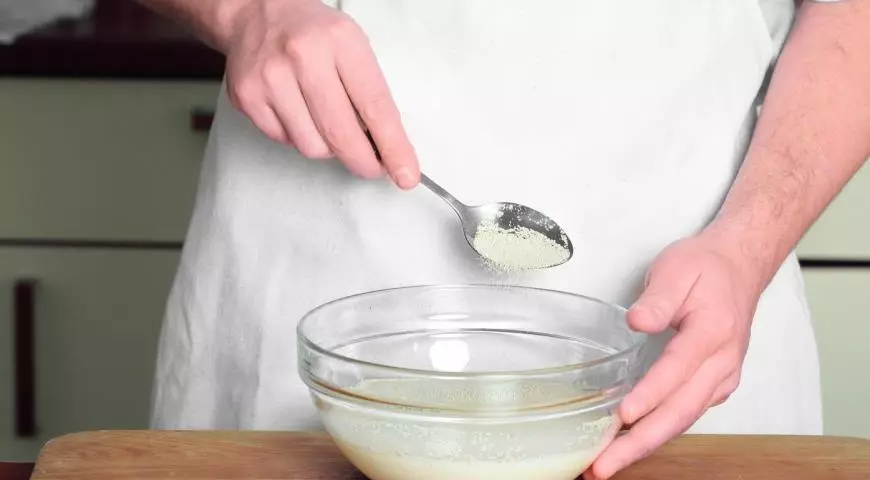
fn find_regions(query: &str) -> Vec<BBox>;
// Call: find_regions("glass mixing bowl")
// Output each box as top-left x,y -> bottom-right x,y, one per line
298,285 -> 648,480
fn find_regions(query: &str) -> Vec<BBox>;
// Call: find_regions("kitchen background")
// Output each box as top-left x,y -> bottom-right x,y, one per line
1,0 -> 868,464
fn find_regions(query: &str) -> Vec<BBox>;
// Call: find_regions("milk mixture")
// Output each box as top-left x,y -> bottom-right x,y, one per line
319,378 -> 619,480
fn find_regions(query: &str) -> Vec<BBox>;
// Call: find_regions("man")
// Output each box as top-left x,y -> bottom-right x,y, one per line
140,0 -> 869,478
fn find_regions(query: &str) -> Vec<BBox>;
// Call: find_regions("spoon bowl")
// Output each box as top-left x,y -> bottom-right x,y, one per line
420,174 -> 574,269
360,126 -> 573,269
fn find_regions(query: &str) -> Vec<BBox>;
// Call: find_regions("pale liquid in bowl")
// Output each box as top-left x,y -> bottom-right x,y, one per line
319,378 -> 619,480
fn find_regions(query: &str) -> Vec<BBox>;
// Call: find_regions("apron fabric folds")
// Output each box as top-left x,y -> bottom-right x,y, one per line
150,0 -> 822,436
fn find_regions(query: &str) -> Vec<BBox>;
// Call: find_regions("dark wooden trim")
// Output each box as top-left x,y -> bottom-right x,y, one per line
190,108 -> 215,132
0,238 -> 183,251
0,463 -> 35,480
14,280 -> 37,438
0,239 -> 866,267
0,39 -> 225,81
0,0 -> 225,80
799,258 -> 870,269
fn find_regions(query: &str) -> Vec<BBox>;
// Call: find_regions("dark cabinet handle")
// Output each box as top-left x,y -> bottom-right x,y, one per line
799,258 -> 870,269
190,108 -> 215,133
14,279 -> 37,438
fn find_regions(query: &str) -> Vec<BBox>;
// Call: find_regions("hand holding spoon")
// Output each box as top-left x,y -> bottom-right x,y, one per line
362,128 -> 573,270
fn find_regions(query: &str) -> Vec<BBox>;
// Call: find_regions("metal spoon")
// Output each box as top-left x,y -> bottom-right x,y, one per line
361,127 -> 573,269
419,174 -> 574,268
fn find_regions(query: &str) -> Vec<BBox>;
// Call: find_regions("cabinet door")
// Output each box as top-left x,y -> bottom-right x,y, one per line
796,161 -> 869,438
798,162 -> 870,259
0,79 -> 220,241
0,248 -> 180,461
801,270 -> 870,439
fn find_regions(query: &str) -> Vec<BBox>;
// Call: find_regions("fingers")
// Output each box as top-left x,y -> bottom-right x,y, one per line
336,34 -> 420,189
227,9 -> 418,185
293,47 -> 384,180
262,58 -> 332,158
710,370 -> 741,406
591,359 -> 724,479
628,253 -> 700,333
228,74 -> 290,145
620,313 -> 730,424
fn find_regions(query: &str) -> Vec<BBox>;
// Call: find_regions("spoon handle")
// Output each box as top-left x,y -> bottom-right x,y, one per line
358,120 -> 468,216
418,174 -> 468,216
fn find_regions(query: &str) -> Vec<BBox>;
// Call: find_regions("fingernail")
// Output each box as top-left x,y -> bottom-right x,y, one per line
627,305 -> 653,329
620,402 -> 637,425
630,304 -> 657,320
393,168 -> 417,189
592,465 -> 611,480
629,304 -> 669,332
584,468 -> 604,480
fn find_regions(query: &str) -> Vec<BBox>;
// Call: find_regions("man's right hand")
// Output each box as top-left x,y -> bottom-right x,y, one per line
223,0 -> 420,189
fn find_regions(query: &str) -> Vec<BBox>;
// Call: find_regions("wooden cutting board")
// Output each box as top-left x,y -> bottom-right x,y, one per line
30,430 -> 870,479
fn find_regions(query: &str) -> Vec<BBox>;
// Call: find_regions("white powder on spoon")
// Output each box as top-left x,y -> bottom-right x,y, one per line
472,219 -> 570,272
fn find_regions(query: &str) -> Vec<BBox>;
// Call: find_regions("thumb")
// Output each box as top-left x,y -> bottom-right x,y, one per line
628,259 -> 699,333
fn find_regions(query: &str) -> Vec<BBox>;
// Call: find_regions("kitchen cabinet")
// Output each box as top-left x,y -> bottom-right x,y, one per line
0,78 -> 219,461
797,162 -> 870,439
799,162 -> 870,260
0,79 -> 220,241
0,0 -> 221,460
799,270 -> 870,440
0,248 -> 181,461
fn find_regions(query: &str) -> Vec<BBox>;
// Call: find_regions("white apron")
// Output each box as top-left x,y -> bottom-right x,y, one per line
151,0 -> 822,435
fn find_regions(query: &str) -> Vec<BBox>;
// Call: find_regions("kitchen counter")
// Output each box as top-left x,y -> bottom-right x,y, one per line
29,430 -> 870,479
0,1 -> 224,80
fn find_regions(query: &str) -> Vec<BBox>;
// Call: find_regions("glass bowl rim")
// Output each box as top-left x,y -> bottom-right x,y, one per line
297,283 -> 648,380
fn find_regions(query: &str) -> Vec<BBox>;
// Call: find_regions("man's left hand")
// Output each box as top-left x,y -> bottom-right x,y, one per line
588,232 -> 763,479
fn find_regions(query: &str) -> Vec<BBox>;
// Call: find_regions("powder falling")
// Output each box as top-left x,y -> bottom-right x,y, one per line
472,220 -> 570,272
